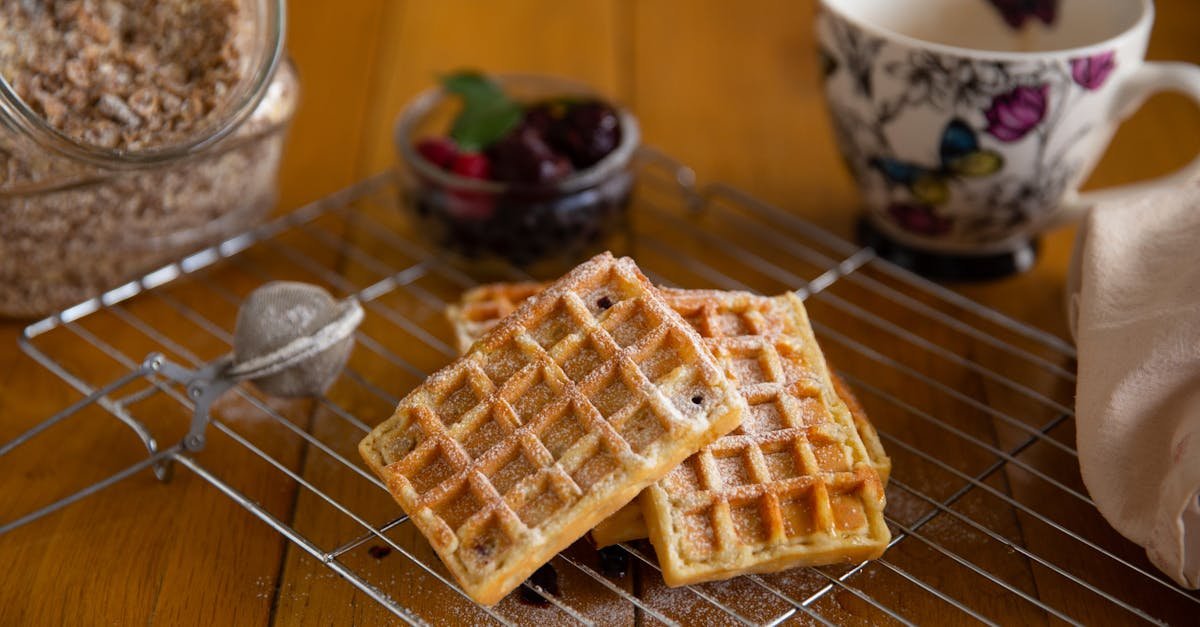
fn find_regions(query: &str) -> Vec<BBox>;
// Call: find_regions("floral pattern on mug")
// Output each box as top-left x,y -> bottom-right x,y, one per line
820,4 -> 1122,242
826,13 -> 884,97
1071,51 -> 1117,90
888,202 -> 952,236
870,118 -> 1004,206
984,84 -> 1049,142
987,0 -> 1058,29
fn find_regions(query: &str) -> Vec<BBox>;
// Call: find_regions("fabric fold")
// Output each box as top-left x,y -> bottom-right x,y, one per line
1068,184 -> 1200,590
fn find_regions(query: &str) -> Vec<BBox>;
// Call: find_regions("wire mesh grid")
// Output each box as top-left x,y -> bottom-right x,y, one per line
8,149 -> 1199,625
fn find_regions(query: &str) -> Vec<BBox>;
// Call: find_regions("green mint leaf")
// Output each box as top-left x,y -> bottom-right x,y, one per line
441,71 -> 521,151
441,71 -> 506,103
451,99 -> 522,152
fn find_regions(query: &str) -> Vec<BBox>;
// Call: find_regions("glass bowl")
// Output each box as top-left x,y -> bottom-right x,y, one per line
393,74 -> 639,277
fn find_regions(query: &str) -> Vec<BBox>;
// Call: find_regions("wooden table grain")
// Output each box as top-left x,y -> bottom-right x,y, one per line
2,1 -> 1199,624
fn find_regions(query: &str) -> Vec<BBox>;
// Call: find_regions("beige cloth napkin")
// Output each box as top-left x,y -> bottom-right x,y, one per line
1067,185 -> 1200,589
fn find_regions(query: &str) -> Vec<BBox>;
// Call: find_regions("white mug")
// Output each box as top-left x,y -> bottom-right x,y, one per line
817,0 -> 1200,276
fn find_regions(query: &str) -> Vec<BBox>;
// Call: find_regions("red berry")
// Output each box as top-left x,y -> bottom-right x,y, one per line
451,152 -> 491,180
446,152 -> 495,220
415,137 -> 458,169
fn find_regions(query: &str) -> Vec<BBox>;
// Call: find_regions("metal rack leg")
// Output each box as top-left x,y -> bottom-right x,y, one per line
0,446 -> 180,535
0,354 -> 183,535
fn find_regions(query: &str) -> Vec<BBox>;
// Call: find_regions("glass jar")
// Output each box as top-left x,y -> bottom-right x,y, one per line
394,74 -> 639,279
0,0 -> 295,318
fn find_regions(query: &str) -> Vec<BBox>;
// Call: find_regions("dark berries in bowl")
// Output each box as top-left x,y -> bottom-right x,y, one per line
395,72 -> 639,275
486,124 -> 573,185
552,101 -> 621,168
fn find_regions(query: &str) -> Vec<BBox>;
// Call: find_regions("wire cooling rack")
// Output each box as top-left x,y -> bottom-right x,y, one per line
5,149 -> 1199,625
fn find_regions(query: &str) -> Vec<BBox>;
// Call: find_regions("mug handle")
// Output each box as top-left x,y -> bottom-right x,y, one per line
1053,61 -> 1200,226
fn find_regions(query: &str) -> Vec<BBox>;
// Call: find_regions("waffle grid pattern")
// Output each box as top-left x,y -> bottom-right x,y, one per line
644,290 -> 889,585
449,283 -> 890,480
591,365 -> 891,547
448,282 -> 543,353
360,255 -> 744,603
448,284 -> 892,553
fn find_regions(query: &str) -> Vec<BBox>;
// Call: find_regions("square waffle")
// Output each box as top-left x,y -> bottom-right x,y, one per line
640,288 -> 889,585
448,283 -> 892,553
589,371 -> 887,547
360,254 -> 746,604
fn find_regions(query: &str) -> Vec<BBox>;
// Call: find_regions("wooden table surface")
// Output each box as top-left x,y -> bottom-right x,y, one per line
2,1 -> 1199,625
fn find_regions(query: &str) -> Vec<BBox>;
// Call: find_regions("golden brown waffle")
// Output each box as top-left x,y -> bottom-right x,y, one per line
448,283 -> 892,554
360,254 -> 747,604
446,281 -> 544,353
832,371 -> 891,485
640,289 -> 889,585
589,371 -> 888,548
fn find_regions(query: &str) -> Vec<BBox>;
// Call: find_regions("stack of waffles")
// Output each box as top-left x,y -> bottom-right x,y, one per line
360,253 -> 890,604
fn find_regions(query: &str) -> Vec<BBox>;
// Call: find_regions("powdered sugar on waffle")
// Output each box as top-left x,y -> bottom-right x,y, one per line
360,253 -> 747,604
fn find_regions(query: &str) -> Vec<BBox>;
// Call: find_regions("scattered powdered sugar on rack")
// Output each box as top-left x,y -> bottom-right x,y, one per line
253,574 -> 274,600
884,483 -> 935,527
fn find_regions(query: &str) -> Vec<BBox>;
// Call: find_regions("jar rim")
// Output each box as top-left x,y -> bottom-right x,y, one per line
1,58 -> 299,197
393,73 -> 641,194
0,0 -> 287,169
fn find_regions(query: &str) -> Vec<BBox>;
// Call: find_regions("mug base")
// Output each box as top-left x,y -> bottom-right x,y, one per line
857,218 -> 1038,281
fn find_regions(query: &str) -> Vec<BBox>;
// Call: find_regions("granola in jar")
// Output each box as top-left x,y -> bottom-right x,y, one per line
0,0 -> 293,317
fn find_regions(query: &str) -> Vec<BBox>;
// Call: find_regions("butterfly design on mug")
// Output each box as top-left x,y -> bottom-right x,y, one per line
869,118 -> 1004,206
